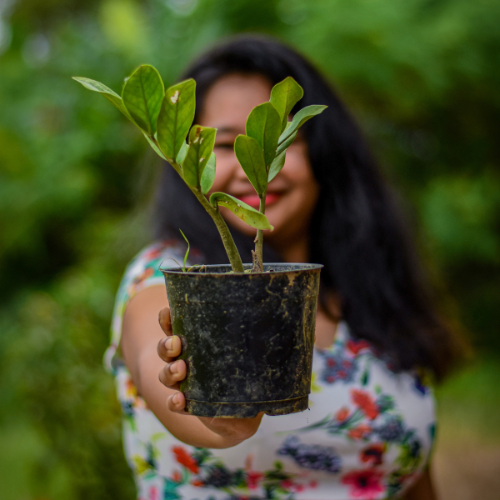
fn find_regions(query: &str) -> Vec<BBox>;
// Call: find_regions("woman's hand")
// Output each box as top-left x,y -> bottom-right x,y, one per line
157,305 -> 264,446
157,307 -> 188,413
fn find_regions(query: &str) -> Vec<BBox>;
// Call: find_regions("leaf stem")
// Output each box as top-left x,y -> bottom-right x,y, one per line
193,189 -> 244,273
153,136 -> 245,272
254,190 -> 267,272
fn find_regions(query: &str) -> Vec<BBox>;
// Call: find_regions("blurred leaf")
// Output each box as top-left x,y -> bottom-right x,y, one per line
157,79 -> 196,163
122,65 -> 164,136
182,125 -> 216,189
270,77 -> 304,131
246,102 -> 281,168
234,134 -> 267,195
209,192 -> 273,230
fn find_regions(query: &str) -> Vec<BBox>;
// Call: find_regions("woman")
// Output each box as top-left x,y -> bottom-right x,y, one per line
105,35 -> 460,499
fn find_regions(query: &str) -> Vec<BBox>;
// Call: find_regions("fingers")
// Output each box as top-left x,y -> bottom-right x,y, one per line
167,391 -> 187,413
157,334 -> 182,362
158,358 -> 187,390
158,305 -> 187,414
158,306 -> 172,335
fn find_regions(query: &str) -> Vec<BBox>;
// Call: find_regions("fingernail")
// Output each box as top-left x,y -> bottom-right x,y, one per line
173,393 -> 180,404
170,361 -> 178,374
166,338 -> 173,350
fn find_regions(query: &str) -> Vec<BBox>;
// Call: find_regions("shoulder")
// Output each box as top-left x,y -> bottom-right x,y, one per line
120,239 -> 204,298
105,239 -> 201,372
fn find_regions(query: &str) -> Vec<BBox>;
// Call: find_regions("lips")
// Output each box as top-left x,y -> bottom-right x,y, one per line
237,192 -> 282,209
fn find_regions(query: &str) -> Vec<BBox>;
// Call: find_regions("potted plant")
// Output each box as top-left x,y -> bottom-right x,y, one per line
74,66 -> 327,418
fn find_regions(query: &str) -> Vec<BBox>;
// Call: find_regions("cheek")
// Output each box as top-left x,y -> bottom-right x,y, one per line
282,145 -> 317,190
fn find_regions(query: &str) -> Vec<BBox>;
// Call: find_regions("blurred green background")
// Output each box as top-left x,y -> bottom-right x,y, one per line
1,0 -> 499,499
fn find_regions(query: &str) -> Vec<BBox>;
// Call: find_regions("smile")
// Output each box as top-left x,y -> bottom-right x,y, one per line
237,193 -> 283,210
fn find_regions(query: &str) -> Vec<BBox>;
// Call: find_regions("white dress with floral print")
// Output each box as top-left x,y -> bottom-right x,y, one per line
105,241 -> 436,500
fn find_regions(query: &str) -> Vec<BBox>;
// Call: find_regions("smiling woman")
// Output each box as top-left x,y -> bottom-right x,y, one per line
201,73 -> 319,261
103,34 -> 462,500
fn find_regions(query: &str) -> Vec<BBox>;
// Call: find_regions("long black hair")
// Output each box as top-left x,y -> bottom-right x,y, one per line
154,34 -> 460,380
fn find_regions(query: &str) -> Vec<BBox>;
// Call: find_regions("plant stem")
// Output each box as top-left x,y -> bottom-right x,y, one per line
254,190 -> 267,272
192,189 -> 245,273
151,137 -> 244,272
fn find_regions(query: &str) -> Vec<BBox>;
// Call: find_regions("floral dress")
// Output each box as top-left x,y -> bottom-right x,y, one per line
105,241 -> 436,500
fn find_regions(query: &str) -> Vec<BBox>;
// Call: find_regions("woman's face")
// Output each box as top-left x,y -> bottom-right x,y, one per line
198,73 -> 319,250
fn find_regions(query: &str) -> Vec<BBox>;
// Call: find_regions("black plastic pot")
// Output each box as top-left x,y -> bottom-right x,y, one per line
160,263 -> 322,418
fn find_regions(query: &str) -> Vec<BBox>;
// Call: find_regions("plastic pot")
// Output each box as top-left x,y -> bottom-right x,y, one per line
160,263 -> 322,418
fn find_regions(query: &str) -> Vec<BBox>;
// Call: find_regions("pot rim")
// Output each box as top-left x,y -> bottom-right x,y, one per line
159,261 -> 323,276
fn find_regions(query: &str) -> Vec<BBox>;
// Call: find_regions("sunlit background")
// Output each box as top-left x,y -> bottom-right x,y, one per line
0,0 -> 499,498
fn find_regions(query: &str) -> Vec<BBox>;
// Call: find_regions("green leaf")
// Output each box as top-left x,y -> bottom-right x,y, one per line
176,142 -> 188,165
210,192 -> 273,230
279,105 -> 327,143
143,132 -> 167,160
246,102 -> 281,169
122,65 -> 164,136
234,135 -> 267,196
268,150 -> 286,182
270,77 -> 304,132
179,229 -> 190,272
182,125 -> 216,188
276,131 -> 298,156
200,152 -> 216,194
72,76 -> 132,119
157,79 -> 196,163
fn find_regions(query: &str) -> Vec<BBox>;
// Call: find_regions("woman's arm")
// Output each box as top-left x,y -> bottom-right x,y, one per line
403,468 -> 438,500
121,284 -> 263,449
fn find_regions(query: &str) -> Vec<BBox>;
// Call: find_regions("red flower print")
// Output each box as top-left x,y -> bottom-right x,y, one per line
360,443 -> 385,466
351,389 -> 379,420
191,479 -> 204,487
281,479 -> 293,489
341,468 -> 384,499
247,471 -> 263,489
144,248 -> 163,260
347,339 -> 371,355
335,406 -> 350,422
172,470 -> 182,482
347,424 -> 372,440
148,486 -> 159,500
172,446 -> 199,473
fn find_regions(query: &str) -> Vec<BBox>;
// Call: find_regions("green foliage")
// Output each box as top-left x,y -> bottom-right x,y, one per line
234,134 -> 268,195
201,152 -> 217,194
71,77 -> 132,119
183,125 -> 217,188
268,150 -> 287,182
157,79 -> 196,163
246,102 -> 282,168
122,65 -> 164,135
209,192 -> 274,230
278,105 -> 328,143
75,64 -> 322,269
270,76 -> 304,131
1,0 -> 500,497
179,229 -> 190,271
